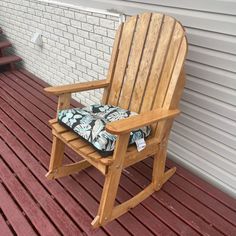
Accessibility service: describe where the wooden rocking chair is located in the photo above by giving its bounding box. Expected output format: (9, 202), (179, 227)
(45, 12), (188, 227)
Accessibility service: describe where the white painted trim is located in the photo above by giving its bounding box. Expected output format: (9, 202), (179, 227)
(37, 0), (121, 16)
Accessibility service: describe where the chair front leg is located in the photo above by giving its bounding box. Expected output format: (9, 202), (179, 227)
(46, 93), (71, 179)
(57, 93), (71, 115)
(92, 133), (130, 228)
(46, 135), (65, 179)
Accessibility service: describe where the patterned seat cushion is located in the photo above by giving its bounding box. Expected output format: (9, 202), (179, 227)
(58, 104), (151, 156)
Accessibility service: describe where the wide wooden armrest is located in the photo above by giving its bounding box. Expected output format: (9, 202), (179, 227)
(106, 109), (180, 135)
(44, 79), (110, 95)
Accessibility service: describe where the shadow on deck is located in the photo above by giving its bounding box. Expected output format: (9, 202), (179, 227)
(0, 69), (235, 236)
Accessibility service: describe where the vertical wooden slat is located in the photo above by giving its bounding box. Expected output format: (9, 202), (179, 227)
(107, 16), (138, 106)
(163, 39), (188, 109)
(140, 16), (176, 113)
(152, 22), (185, 110)
(156, 51), (186, 144)
(129, 14), (164, 112)
(117, 13), (152, 109)
(151, 23), (185, 140)
(102, 24), (124, 104)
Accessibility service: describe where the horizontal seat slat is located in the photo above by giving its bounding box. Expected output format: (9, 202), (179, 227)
(49, 118), (57, 124)
(51, 121), (159, 168)
(51, 123), (68, 134)
(80, 145), (98, 156)
(69, 139), (88, 150)
(61, 131), (79, 142)
(89, 152), (112, 160)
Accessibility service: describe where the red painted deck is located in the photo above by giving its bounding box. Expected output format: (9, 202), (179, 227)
(0, 69), (235, 236)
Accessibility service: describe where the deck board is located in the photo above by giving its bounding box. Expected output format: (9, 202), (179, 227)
(0, 183), (37, 236)
(1, 72), (55, 117)
(0, 141), (60, 236)
(120, 167), (218, 236)
(0, 69), (236, 236)
(0, 212), (14, 236)
(134, 160), (236, 235)
(166, 160), (236, 211)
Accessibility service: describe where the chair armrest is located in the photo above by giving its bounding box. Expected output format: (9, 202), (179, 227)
(106, 109), (180, 135)
(44, 79), (110, 95)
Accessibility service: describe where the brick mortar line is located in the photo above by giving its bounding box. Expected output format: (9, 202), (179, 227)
(38, 0), (122, 17)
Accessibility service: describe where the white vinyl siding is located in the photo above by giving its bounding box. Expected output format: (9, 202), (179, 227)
(112, 0), (236, 197)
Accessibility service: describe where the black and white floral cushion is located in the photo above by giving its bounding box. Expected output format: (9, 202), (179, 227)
(58, 104), (151, 156)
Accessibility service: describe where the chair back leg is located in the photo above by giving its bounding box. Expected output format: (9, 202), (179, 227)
(152, 142), (168, 190)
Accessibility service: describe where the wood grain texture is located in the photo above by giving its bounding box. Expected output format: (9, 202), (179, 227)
(47, 135), (65, 178)
(0, 213), (13, 236)
(47, 160), (91, 179)
(106, 108), (180, 134)
(107, 15), (138, 105)
(140, 15), (176, 113)
(111, 184), (154, 221)
(102, 25), (124, 104)
(45, 79), (110, 95)
(94, 133), (130, 227)
(0, 147), (60, 236)
(0, 183), (37, 236)
(152, 22), (185, 110)
(117, 12), (152, 109)
(129, 14), (163, 112)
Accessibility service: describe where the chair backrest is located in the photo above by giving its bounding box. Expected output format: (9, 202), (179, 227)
(103, 12), (188, 115)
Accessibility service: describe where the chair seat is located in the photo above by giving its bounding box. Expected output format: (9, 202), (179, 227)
(57, 104), (151, 156)
(50, 119), (159, 173)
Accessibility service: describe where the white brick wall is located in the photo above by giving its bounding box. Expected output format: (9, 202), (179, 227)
(0, 0), (120, 105)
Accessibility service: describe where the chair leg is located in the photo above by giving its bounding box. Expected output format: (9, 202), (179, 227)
(46, 135), (65, 179)
(152, 142), (176, 190)
(92, 166), (123, 227)
(92, 133), (130, 228)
